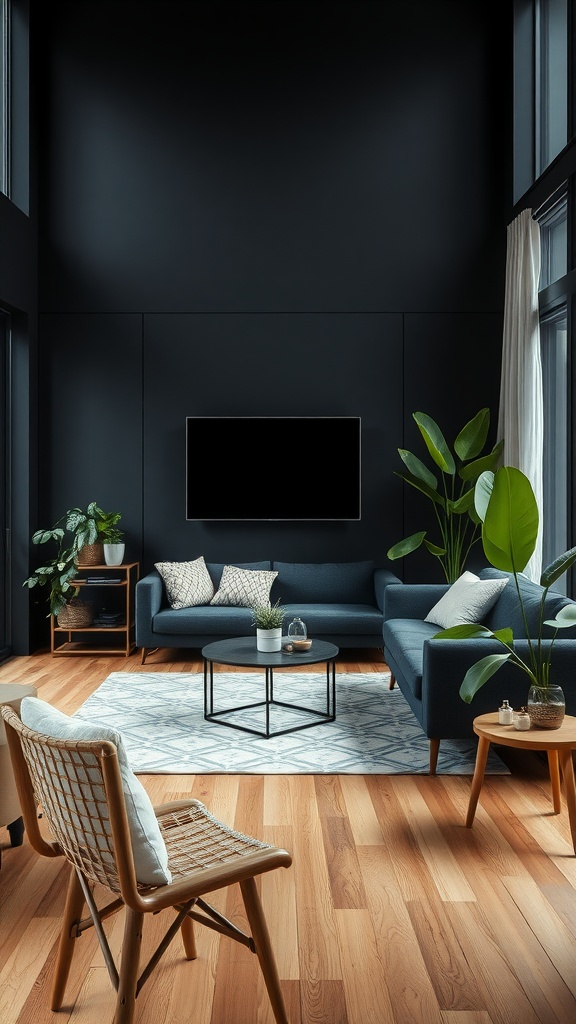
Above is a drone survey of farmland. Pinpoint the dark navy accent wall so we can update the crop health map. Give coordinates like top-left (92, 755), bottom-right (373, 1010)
top-left (30, 0), bottom-right (512, 647)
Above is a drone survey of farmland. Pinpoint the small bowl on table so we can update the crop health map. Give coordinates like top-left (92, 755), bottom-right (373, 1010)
top-left (292, 638), bottom-right (312, 651)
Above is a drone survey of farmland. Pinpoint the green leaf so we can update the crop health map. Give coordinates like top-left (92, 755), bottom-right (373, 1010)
top-left (394, 470), bottom-right (445, 507)
top-left (449, 490), bottom-right (475, 514)
top-left (492, 627), bottom-right (514, 644)
top-left (413, 412), bottom-right (456, 475)
top-left (32, 528), bottom-right (64, 545)
top-left (459, 653), bottom-right (512, 702)
top-left (424, 539), bottom-right (446, 556)
top-left (459, 439), bottom-right (505, 481)
top-left (387, 532), bottom-right (426, 560)
top-left (433, 623), bottom-right (493, 639)
top-left (544, 604), bottom-right (576, 629)
top-left (454, 407), bottom-right (490, 461)
top-left (397, 449), bottom-right (437, 491)
top-left (540, 546), bottom-right (576, 588)
top-left (481, 466), bottom-right (538, 573)
top-left (474, 470), bottom-right (495, 522)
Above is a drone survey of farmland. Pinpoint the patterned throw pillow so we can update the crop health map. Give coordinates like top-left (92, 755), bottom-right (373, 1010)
top-left (155, 555), bottom-right (215, 609)
top-left (210, 565), bottom-right (278, 607)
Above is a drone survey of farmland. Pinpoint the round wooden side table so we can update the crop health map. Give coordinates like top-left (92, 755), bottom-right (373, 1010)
top-left (467, 712), bottom-right (576, 855)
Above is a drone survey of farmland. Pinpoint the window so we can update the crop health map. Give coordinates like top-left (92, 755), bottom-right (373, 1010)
top-left (540, 306), bottom-right (568, 588)
top-left (535, 0), bottom-right (568, 176)
top-left (513, 0), bottom-right (569, 202)
top-left (537, 186), bottom-right (568, 288)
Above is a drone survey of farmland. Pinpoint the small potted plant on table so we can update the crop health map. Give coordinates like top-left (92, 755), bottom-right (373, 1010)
top-left (252, 600), bottom-right (284, 652)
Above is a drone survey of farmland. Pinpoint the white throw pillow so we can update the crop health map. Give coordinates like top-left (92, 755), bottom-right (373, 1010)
top-left (210, 565), bottom-right (278, 607)
top-left (155, 555), bottom-right (214, 609)
top-left (20, 696), bottom-right (171, 886)
top-left (424, 570), bottom-right (508, 629)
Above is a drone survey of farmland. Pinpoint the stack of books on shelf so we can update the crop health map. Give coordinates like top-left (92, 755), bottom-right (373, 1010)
top-left (84, 576), bottom-right (123, 584)
top-left (92, 610), bottom-right (126, 628)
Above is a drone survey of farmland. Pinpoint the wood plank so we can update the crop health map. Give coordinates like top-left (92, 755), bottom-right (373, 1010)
top-left (391, 776), bottom-right (477, 902)
top-left (2, 650), bottom-right (576, 1024)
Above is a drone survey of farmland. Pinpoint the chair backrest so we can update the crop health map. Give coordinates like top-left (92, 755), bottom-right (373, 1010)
top-left (1, 705), bottom-right (136, 895)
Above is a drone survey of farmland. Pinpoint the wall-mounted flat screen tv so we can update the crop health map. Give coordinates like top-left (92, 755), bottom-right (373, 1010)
top-left (186, 416), bottom-right (361, 521)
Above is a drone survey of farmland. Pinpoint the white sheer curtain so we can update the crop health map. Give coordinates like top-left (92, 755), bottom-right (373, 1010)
top-left (497, 208), bottom-right (542, 581)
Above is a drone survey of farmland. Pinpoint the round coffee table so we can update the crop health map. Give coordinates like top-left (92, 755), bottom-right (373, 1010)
top-left (202, 637), bottom-right (339, 738)
top-left (466, 712), bottom-right (576, 854)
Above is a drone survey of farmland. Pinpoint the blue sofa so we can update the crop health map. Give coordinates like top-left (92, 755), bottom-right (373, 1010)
top-left (383, 567), bottom-right (576, 772)
top-left (136, 559), bottom-right (401, 663)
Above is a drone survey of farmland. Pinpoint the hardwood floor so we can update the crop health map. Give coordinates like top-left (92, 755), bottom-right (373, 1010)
top-left (1, 648), bottom-right (576, 1024)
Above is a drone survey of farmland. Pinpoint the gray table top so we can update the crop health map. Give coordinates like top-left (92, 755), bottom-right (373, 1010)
top-left (202, 636), bottom-right (339, 668)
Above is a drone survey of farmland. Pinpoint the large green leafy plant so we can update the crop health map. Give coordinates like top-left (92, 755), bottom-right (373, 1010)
top-left (433, 466), bottom-right (576, 701)
top-left (24, 502), bottom-right (123, 616)
top-left (387, 408), bottom-right (504, 582)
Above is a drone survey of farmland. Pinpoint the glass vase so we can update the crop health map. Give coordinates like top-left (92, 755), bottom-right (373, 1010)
top-left (527, 683), bottom-right (566, 729)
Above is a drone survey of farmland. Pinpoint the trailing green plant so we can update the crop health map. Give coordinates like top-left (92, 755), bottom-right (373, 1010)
top-left (23, 530), bottom-right (79, 617)
top-left (433, 466), bottom-right (576, 701)
top-left (251, 600), bottom-right (285, 630)
top-left (23, 502), bottom-right (123, 616)
top-left (387, 408), bottom-right (504, 583)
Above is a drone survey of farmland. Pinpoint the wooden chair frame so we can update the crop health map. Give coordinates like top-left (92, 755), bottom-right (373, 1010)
top-left (1, 705), bottom-right (292, 1024)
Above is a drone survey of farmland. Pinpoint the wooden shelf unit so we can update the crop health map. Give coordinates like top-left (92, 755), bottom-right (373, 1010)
top-left (50, 562), bottom-right (140, 657)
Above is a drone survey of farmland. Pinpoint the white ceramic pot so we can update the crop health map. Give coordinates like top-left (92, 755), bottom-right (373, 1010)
top-left (104, 542), bottom-right (125, 566)
top-left (256, 627), bottom-right (282, 652)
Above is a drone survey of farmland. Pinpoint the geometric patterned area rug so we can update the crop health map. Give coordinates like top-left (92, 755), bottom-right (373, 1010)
top-left (74, 671), bottom-right (510, 775)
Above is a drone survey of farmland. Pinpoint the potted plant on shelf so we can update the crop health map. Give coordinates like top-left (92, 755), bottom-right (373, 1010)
top-left (67, 503), bottom-right (123, 565)
top-left (101, 524), bottom-right (126, 566)
top-left (252, 600), bottom-right (284, 652)
top-left (433, 465), bottom-right (576, 727)
top-left (24, 502), bottom-right (124, 623)
top-left (387, 407), bottom-right (504, 582)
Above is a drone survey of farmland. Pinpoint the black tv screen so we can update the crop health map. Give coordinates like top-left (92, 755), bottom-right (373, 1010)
top-left (186, 416), bottom-right (361, 521)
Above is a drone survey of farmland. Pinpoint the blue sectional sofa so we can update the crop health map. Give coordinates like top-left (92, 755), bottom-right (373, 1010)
top-left (136, 559), bottom-right (401, 663)
top-left (383, 567), bottom-right (576, 772)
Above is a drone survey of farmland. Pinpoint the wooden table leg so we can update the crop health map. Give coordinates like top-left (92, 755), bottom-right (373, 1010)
top-left (558, 749), bottom-right (576, 855)
top-left (466, 735), bottom-right (491, 828)
top-left (547, 749), bottom-right (562, 814)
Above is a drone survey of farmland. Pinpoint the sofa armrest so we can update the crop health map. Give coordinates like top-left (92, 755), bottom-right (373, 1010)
top-left (373, 568), bottom-right (402, 612)
top-left (136, 571), bottom-right (164, 623)
top-left (421, 637), bottom-right (576, 728)
top-left (384, 584), bottom-right (450, 620)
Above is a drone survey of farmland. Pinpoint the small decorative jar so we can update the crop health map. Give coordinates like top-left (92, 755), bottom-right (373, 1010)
top-left (287, 617), bottom-right (307, 641)
top-left (513, 707), bottom-right (531, 731)
top-left (498, 699), bottom-right (513, 725)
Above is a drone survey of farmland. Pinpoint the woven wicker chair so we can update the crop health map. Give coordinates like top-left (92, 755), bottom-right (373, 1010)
top-left (1, 705), bottom-right (292, 1024)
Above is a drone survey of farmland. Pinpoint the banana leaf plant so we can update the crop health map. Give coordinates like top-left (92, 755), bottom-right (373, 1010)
top-left (433, 466), bottom-right (576, 701)
top-left (387, 408), bottom-right (504, 582)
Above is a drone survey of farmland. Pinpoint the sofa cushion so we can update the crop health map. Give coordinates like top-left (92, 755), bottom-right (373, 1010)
top-left (479, 567), bottom-right (576, 638)
top-left (154, 605), bottom-right (254, 635)
top-left (424, 571), bottom-right (508, 628)
top-left (383, 619), bottom-right (439, 700)
top-left (210, 565), bottom-right (278, 608)
top-left (154, 555), bottom-right (215, 609)
top-left (281, 603), bottom-right (382, 635)
top-left (20, 697), bottom-right (171, 887)
top-left (272, 561), bottom-right (375, 604)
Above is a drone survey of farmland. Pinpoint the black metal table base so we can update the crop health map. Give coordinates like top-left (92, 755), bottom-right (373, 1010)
top-left (203, 660), bottom-right (337, 738)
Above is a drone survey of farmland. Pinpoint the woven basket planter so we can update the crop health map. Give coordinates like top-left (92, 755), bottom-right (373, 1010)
top-left (57, 599), bottom-right (94, 628)
top-left (76, 543), bottom-right (104, 566)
